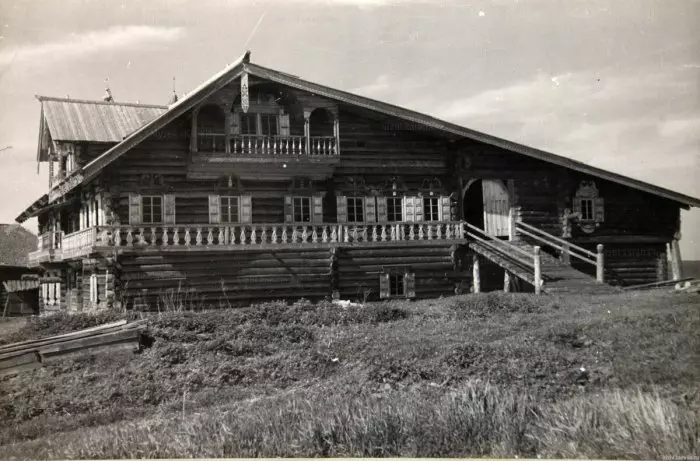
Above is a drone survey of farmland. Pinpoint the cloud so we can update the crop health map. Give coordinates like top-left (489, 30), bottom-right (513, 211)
top-left (0, 26), bottom-right (185, 67)
top-left (433, 65), bottom-right (700, 197)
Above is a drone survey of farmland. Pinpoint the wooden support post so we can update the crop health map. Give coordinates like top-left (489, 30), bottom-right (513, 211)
top-left (671, 239), bottom-right (683, 280)
top-left (534, 246), bottom-right (542, 295)
top-left (303, 110), bottom-right (311, 155)
top-left (503, 271), bottom-right (511, 293)
top-left (508, 207), bottom-right (516, 241)
top-left (472, 253), bottom-right (480, 293)
top-left (596, 244), bottom-right (604, 283)
top-left (561, 242), bottom-right (571, 265)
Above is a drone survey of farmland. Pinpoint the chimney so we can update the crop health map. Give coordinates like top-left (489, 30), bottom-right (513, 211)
top-left (103, 78), bottom-right (114, 103)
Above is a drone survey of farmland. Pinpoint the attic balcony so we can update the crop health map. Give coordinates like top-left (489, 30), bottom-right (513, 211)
top-left (28, 221), bottom-right (466, 263)
top-left (189, 133), bottom-right (340, 180)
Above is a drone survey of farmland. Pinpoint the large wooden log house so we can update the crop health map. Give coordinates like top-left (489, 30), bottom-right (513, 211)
top-left (16, 51), bottom-right (700, 312)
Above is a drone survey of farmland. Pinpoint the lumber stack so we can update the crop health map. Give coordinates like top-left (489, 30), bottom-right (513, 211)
top-left (0, 319), bottom-right (146, 377)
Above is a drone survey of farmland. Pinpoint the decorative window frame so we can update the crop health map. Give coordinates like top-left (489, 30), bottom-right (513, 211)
top-left (572, 181), bottom-right (605, 234)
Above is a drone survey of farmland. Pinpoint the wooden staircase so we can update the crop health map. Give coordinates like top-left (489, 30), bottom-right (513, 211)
top-left (465, 222), bottom-right (620, 295)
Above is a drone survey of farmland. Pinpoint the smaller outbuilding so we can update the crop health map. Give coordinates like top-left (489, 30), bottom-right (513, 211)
top-left (0, 224), bottom-right (39, 316)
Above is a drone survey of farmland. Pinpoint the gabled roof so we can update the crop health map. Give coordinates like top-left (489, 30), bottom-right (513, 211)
top-left (0, 224), bottom-right (37, 267)
top-left (35, 96), bottom-right (168, 160)
top-left (19, 51), bottom-right (700, 216)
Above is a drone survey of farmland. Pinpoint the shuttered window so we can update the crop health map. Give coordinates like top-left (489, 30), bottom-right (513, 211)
top-left (347, 197), bottom-right (365, 223)
top-left (293, 197), bottom-right (312, 223)
top-left (573, 181), bottom-right (604, 226)
top-left (387, 197), bottom-right (403, 221)
top-left (240, 113), bottom-right (257, 135)
top-left (220, 196), bottom-right (240, 223)
top-left (379, 268), bottom-right (416, 299)
top-left (423, 197), bottom-right (439, 221)
top-left (142, 196), bottom-right (163, 224)
top-left (260, 114), bottom-right (278, 136)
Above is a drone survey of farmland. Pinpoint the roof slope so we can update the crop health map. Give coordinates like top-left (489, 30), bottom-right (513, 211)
top-left (0, 225), bottom-right (37, 267)
top-left (38, 96), bottom-right (168, 143)
top-left (19, 51), bottom-right (700, 217)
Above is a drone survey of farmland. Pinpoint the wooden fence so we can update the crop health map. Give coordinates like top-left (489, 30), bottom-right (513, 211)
top-left (0, 319), bottom-right (146, 377)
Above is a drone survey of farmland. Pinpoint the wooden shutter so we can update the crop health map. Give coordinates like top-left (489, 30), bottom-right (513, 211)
top-left (208, 195), bottom-right (221, 224)
top-left (404, 272), bottom-right (416, 298)
top-left (128, 194), bottom-right (142, 225)
top-left (240, 195), bottom-right (252, 223)
top-left (164, 194), bottom-right (176, 224)
top-left (376, 197), bottom-right (388, 222)
top-left (312, 195), bottom-right (324, 223)
top-left (336, 196), bottom-right (348, 223)
top-left (404, 196), bottom-right (415, 222)
top-left (414, 197), bottom-right (424, 222)
top-left (364, 196), bottom-right (376, 223)
top-left (230, 112), bottom-right (240, 135)
top-left (573, 197), bottom-right (582, 217)
top-left (379, 273), bottom-right (390, 299)
top-left (594, 197), bottom-right (605, 223)
top-left (284, 196), bottom-right (293, 223)
top-left (279, 114), bottom-right (290, 137)
top-left (440, 196), bottom-right (451, 221)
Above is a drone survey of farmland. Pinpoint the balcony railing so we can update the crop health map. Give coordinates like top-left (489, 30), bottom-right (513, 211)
top-left (62, 227), bottom-right (98, 259)
top-left (197, 134), bottom-right (338, 156)
top-left (105, 221), bottom-right (463, 248)
top-left (27, 222), bottom-right (465, 263)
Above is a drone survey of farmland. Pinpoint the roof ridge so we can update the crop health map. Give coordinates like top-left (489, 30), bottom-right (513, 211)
top-left (35, 95), bottom-right (168, 109)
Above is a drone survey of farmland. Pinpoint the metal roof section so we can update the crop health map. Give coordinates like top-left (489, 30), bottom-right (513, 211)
top-left (36, 96), bottom-right (168, 143)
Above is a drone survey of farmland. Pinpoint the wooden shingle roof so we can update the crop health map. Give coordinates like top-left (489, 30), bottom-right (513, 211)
top-left (0, 225), bottom-right (37, 267)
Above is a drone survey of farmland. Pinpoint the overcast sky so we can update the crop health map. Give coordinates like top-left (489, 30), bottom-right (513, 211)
top-left (0, 0), bottom-right (698, 258)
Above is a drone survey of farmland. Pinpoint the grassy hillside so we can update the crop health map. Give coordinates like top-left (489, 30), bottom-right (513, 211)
top-left (0, 290), bottom-right (698, 459)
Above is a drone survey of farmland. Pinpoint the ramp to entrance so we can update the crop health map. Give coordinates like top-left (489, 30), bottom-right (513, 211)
top-left (465, 222), bottom-right (619, 295)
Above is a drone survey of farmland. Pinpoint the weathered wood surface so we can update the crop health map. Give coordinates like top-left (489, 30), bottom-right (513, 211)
top-left (0, 320), bottom-right (144, 377)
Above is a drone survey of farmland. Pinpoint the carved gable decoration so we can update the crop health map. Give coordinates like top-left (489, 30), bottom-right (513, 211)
top-left (380, 176), bottom-right (408, 196)
top-left (289, 177), bottom-right (316, 192)
top-left (240, 72), bottom-right (249, 113)
top-left (138, 174), bottom-right (165, 187)
top-left (419, 177), bottom-right (443, 196)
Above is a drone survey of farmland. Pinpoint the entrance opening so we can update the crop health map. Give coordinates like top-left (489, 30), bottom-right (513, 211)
top-left (463, 179), bottom-right (484, 229)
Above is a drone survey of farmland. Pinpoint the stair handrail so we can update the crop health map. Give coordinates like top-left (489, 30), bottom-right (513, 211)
top-left (465, 223), bottom-right (535, 263)
top-left (514, 221), bottom-right (605, 283)
top-left (465, 222), bottom-right (543, 294)
top-left (515, 221), bottom-right (595, 261)
top-left (466, 228), bottom-right (534, 269)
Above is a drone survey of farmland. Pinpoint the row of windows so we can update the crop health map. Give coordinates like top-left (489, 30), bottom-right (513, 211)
top-left (128, 195), bottom-right (451, 225)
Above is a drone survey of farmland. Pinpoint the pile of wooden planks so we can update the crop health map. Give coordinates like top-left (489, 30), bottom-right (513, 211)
top-left (0, 319), bottom-right (146, 377)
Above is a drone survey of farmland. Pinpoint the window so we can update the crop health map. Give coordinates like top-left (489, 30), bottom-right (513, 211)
top-left (572, 181), bottom-right (604, 234)
top-left (240, 113), bottom-right (257, 135)
top-left (423, 197), bottom-right (439, 221)
top-left (581, 198), bottom-right (594, 221)
top-left (142, 196), bottom-right (163, 224)
top-left (380, 269), bottom-right (416, 299)
top-left (260, 114), bottom-right (278, 136)
top-left (293, 197), bottom-right (311, 223)
top-left (390, 273), bottom-right (405, 296)
top-left (347, 197), bottom-right (365, 223)
top-left (387, 197), bottom-right (403, 221)
top-left (220, 196), bottom-right (240, 223)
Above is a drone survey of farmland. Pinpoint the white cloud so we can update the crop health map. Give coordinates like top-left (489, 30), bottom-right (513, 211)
top-left (0, 26), bottom-right (185, 67)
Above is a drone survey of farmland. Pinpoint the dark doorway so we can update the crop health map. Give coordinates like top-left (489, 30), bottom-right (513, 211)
top-left (463, 179), bottom-right (484, 229)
